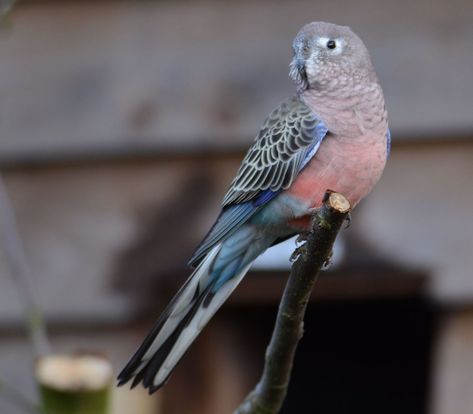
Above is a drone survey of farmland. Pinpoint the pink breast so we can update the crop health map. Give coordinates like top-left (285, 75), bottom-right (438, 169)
top-left (285, 133), bottom-right (387, 229)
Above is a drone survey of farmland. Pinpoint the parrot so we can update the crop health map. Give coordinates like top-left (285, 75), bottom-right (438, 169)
top-left (117, 21), bottom-right (390, 393)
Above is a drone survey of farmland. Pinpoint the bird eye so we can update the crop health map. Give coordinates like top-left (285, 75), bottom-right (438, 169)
top-left (326, 40), bottom-right (336, 49)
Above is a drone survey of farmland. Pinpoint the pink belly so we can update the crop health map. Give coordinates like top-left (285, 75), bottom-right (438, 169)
top-left (285, 134), bottom-right (387, 229)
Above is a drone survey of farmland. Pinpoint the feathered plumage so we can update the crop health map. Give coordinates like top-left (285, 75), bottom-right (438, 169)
top-left (118, 21), bottom-right (389, 393)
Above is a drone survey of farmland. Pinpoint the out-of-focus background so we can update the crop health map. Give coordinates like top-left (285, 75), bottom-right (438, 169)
top-left (1, 0), bottom-right (472, 413)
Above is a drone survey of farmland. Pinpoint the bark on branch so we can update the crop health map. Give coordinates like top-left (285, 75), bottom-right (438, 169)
top-left (234, 191), bottom-right (351, 414)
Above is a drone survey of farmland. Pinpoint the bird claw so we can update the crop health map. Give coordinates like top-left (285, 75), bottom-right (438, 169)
top-left (290, 243), bottom-right (309, 262)
top-left (308, 207), bottom-right (321, 221)
top-left (344, 212), bottom-right (352, 229)
top-left (322, 249), bottom-right (334, 270)
top-left (295, 231), bottom-right (310, 244)
top-left (290, 207), bottom-right (336, 263)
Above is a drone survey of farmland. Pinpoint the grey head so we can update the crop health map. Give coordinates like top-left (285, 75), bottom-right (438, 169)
top-left (289, 22), bottom-right (376, 91)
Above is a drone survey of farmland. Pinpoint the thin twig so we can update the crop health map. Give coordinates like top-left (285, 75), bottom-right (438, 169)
top-left (234, 191), bottom-right (350, 414)
top-left (0, 175), bottom-right (50, 357)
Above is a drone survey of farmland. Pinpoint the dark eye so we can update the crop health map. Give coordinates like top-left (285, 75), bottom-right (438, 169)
top-left (326, 40), bottom-right (336, 49)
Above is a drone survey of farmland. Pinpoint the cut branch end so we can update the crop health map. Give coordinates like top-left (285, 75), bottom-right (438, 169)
top-left (234, 191), bottom-right (351, 414)
top-left (328, 192), bottom-right (350, 213)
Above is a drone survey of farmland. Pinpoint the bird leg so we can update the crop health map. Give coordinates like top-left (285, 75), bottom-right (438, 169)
top-left (322, 249), bottom-right (334, 270)
top-left (295, 231), bottom-right (310, 244)
top-left (290, 205), bottom-right (340, 265)
top-left (290, 207), bottom-right (323, 262)
top-left (290, 242), bottom-right (308, 262)
top-left (290, 229), bottom-right (311, 262)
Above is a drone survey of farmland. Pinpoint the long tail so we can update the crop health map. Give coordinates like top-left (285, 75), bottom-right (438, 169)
top-left (117, 228), bottom-right (265, 393)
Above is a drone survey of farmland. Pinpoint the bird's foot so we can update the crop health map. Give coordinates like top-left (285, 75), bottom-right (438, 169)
top-left (290, 243), bottom-right (309, 262)
top-left (322, 249), bottom-right (334, 270)
top-left (308, 207), bottom-right (321, 220)
top-left (344, 212), bottom-right (352, 229)
top-left (295, 231), bottom-right (311, 244)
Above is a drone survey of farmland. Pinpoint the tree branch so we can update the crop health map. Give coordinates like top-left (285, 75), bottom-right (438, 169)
top-left (234, 191), bottom-right (351, 414)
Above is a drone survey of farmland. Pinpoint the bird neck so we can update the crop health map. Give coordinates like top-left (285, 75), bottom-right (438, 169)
top-left (300, 78), bottom-right (387, 138)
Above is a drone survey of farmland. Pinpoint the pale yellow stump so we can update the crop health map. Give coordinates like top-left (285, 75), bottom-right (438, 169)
top-left (36, 354), bottom-right (113, 414)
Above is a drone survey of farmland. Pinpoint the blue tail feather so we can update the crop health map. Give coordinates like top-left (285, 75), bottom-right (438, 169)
top-left (117, 226), bottom-right (273, 392)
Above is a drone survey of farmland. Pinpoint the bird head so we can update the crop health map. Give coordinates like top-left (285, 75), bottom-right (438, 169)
top-left (289, 22), bottom-right (375, 91)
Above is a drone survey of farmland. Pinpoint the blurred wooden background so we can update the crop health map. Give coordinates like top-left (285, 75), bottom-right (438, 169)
top-left (1, 1), bottom-right (473, 413)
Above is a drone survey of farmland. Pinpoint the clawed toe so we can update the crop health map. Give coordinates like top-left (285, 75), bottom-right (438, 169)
top-left (344, 212), bottom-right (352, 229)
top-left (321, 249), bottom-right (334, 270)
top-left (290, 243), bottom-right (308, 262)
top-left (295, 231), bottom-right (310, 244)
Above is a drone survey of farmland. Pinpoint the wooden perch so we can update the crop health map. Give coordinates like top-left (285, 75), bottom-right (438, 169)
top-left (234, 191), bottom-right (351, 414)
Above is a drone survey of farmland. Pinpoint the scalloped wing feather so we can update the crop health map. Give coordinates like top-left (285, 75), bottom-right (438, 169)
top-left (222, 96), bottom-right (327, 206)
top-left (188, 96), bottom-right (328, 268)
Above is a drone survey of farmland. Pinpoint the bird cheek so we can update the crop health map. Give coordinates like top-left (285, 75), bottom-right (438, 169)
top-left (304, 60), bottom-right (319, 83)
